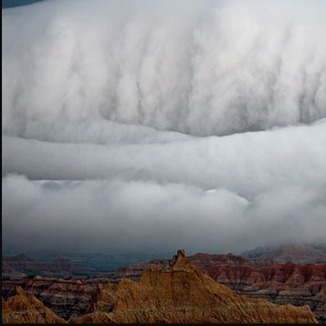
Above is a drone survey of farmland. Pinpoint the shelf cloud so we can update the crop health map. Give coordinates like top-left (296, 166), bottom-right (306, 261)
top-left (2, 0), bottom-right (326, 254)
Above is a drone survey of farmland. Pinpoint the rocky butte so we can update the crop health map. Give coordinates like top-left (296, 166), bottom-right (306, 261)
top-left (2, 250), bottom-right (319, 324)
top-left (117, 251), bottom-right (326, 322)
top-left (3, 248), bottom-right (325, 322)
top-left (73, 250), bottom-right (317, 323)
top-left (2, 286), bottom-right (67, 324)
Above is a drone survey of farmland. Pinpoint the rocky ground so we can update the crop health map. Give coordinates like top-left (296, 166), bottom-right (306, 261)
top-left (117, 252), bottom-right (326, 323)
top-left (2, 250), bottom-right (318, 324)
top-left (2, 247), bottom-right (326, 323)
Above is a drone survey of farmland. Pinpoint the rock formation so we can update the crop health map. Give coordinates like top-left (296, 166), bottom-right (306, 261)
top-left (241, 244), bottom-right (326, 263)
top-left (2, 276), bottom-right (97, 320)
top-left (2, 254), bottom-right (87, 278)
top-left (2, 286), bottom-right (67, 324)
top-left (70, 250), bottom-right (318, 324)
top-left (2, 250), bottom-right (325, 322)
top-left (2, 262), bottom-right (26, 280)
top-left (190, 253), bottom-right (326, 323)
top-left (115, 251), bottom-right (326, 322)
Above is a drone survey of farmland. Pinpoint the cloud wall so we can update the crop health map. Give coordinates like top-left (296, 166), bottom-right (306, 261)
top-left (2, 0), bottom-right (326, 254)
top-left (2, 0), bottom-right (326, 138)
top-left (2, 121), bottom-right (326, 253)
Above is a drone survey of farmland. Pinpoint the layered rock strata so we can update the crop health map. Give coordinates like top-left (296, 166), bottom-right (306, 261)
top-left (2, 286), bottom-right (67, 324)
top-left (116, 252), bottom-right (326, 322)
top-left (2, 251), bottom-right (325, 322)
top-left (70, 250), bottom-right (317, 324)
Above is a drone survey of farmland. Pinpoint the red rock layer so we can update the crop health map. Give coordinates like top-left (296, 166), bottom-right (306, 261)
top-left (2, 251), bottom-right (325, 322)
top-left (70, 250), bottom-right (317, 324)
top-left (2, 286), bottom-right (67, 324)
top-left (116, 252), bottom-right (326, 322)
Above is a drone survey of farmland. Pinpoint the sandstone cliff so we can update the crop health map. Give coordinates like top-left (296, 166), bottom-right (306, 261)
top-left (2, 286), bottom-right (67, 324)
top-left (190, 253), bottom-right (326, 323)
top-left (70, 250), bottom-right (318, 324)
top-left (2, 251), bottom-right (324, 322)
top-left (25, 277), bottom-right (96, 319)
top-left (2, 276), bottom-right (97, 319)
top-left (116, 251), bottom-right (326, 322)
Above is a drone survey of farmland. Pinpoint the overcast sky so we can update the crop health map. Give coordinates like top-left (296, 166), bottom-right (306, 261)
top-left (2, 0), bottom-right (326, 255)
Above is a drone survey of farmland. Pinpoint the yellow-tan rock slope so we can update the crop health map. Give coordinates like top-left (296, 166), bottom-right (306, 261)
top-left (71, 250), bottom-right (318, 324)
top-left (2, 286), bottom-right (67, 324)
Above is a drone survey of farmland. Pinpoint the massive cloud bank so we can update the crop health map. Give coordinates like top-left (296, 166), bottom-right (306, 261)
top-left (2, 0), bottom-right (326, 254)
top-left (2, 121), bottom-right (326, 253)
top-left (2, 0), bottom-right (326, 138)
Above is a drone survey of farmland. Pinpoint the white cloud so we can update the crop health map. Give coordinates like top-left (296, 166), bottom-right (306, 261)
top-left (2, 0), bottom-right (326, 138)
top-left (2, 0), bottom-right (326, 254)
top-left (2, 121), bottom-right (326, 253)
